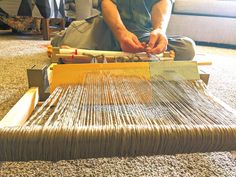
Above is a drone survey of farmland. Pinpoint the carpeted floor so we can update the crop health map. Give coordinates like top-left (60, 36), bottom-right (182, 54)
top-left (0, 32), bottom-right (236, 177)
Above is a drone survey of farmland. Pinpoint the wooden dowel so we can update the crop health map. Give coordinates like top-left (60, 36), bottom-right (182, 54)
top-left (56, 54), bottom-right (92, 60)
top-left (55, 54), bottom-right (173, 62)
top-left (59, 48), bottom-right (135, 56)
top-left (197, 61), bottom-right (212, 66)
top-left (58, 49), bottom-right (169, 58)
top-left (0, 87), bottom-right (39, 128)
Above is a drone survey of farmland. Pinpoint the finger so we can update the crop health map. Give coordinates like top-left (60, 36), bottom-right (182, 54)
top-left (142, 42), bottom-right (147, 47)
top-left (149, 40), bottom-right (167, 54)
top-left (148, 33), bottom-right (159, 49)
top-left (149, 35), bottom-right (168, 54)
top-left (132, 36), bottom-right (145, 50)
top-left (122, 40), bottom-right (142, 53)
top-left (128, 39), bottom-right (145, 53)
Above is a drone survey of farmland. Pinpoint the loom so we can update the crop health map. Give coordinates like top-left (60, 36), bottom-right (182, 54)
top-left (1, 47), bottom-right (236, 162)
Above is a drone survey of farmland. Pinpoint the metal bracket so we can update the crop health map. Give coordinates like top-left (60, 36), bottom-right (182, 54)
top-left (27, 64), bottom-right (50, 101)
top-left (199, 70), bottom-right (210, 85)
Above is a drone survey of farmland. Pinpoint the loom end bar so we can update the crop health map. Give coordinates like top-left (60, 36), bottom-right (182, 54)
top-left (0, 87), bottom-right (39, 128)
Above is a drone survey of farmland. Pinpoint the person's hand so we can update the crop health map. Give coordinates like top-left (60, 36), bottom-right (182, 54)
top-left (117, 30), bottom-right (145, 53)
top-left (146, 29), bottom-right (168, 54)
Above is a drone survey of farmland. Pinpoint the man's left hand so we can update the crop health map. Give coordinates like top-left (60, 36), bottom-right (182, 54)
top-left (146, 29), bottom-right (168, 54)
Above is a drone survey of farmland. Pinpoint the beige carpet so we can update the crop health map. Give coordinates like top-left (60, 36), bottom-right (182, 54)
top-left (0, 32), bottom-right (236, 176)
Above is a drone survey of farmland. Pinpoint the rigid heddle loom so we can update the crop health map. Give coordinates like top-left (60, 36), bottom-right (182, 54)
top-left (0, 48), bottom-right (236, 162)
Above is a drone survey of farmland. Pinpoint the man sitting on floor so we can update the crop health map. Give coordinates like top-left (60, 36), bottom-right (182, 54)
top-left (52, 0), bottom-right (195, 60)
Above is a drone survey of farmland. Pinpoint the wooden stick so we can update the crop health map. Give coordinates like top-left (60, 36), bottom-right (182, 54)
top-left (197, 61), bottom-right (212, 66)
top-left (0, 87), bottom-right (39, 128)
top-left (59, 48), bottom-right (146, 56)
top-left (58, 48), bottom-right (174, 58)
top-left (56, 54), bottom-right (93, 60)
top-left (55, 53), bottom-right (174, 62)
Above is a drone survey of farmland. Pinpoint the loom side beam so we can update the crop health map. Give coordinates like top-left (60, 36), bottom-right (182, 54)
top-left (0, 87), bottom-right (39, 128)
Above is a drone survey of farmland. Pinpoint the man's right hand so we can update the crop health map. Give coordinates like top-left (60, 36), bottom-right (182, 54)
top-left (117, 30), bottom-right (145, 53)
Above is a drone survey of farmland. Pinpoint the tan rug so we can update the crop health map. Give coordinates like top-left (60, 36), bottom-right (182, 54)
top-left (0, 33), bottom-right (236, 176)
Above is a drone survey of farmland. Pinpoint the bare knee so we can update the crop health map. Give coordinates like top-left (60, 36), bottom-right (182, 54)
top-left (168, 36), bottom-right (196, 61)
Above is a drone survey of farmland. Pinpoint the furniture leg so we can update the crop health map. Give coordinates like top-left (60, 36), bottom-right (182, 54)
top-left (42, 18), bottom-right (50, 40)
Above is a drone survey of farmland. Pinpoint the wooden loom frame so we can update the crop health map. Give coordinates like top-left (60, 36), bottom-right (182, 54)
top-left (4, 59), bottom-right (236, 161)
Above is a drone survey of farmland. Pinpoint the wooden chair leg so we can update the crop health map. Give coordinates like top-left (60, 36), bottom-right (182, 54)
top-left (59, 18), bottom-right (65, 30)
top-left (42, 18), bottom-right (50, 40)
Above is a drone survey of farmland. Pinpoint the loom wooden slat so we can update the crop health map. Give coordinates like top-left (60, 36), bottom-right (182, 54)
top-left (49, 62), bottom-right (201, 105)
top-left (0, 87), bottom-right (39, 128)
top-left (50, 61), bottom-right (203, 93)
top-left (50, 63), bottom-right (151, 92)
top-left (150, 61), bottom-right (200, 81)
